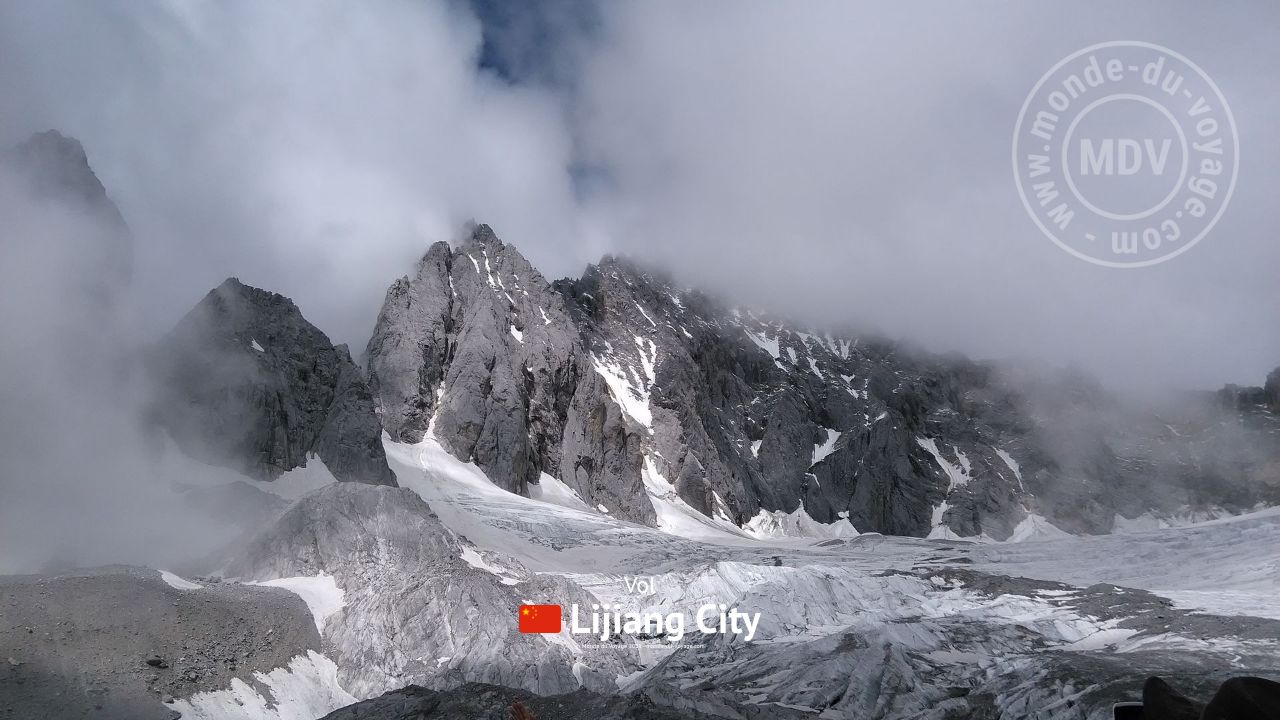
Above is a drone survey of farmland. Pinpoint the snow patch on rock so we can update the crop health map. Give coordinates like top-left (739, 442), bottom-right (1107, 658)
top-left (592, 353), bottom-right (652, 429)
top-left (995, 448), bottom-right (1024, 491)
top-left (642, 456), bottom-right (746, 540)
top-left (528, 472), bottom-right (593, 513)
top-left (250, 575), bottom-right (345, 634)
top-left (170, 650), bottom-right (356, 720)
top-left (811, 429), bottom-right (841, 465)
top-left (160, 570), bottom-right (203, 590)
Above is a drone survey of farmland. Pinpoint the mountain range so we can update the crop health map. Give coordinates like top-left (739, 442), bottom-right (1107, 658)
top-left (3, 131), bottom-right (1279, 720)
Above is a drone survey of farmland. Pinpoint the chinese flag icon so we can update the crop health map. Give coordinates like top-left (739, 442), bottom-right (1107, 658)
top-left (518, 604), bottom-right (562, 634)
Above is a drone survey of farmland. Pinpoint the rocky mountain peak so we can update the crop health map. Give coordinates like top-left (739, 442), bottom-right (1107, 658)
top-left (2, 130), bottom-right (132, 290)
top-left (365, 225), bottom-right (1280, 539)
top-left (6, 131), bottom-right (96, 197)
top-left (150, 278), bottom-right (396, 487)
top-left (4, 130), bottom-right (127, 232)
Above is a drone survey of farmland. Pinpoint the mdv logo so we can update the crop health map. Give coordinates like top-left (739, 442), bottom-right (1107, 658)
top-left (1079, 138), bottom-right (1173, 176)
top-left (1012, 41), bottom-right (1238, 268)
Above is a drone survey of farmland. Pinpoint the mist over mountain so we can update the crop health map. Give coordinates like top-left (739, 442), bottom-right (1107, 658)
top-left (2, 1), bottom-right (1277, 391)
top-left (1, 3), bottom-right (1279, 719)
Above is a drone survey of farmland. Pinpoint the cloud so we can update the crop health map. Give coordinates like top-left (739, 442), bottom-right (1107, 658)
top-left (0, 0), bottom-right (1276, 572)
top-left (0, 0), bottom-right (584, 351)
top-left (570, 1), bottom-right (1280, 390)
top-left (0, 0), bottom-right (1275, 395)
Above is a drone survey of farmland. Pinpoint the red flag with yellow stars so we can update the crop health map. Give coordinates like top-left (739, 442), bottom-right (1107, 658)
top-left (518, 604), bottom-right (561, 634)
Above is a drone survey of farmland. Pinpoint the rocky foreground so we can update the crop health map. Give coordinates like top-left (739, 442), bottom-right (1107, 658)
top-left (0, 567), bottom-right (321, 720)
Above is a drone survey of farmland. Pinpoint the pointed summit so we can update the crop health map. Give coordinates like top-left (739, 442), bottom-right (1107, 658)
top-left (5, 131), bottom-right (124, 225)
top-left (3, 130), bottom-right (132, 287)
top-left (151, 278), bottom-right (397, 487)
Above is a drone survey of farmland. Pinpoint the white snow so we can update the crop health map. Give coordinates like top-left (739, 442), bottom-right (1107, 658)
top-left (1007, 513), bottom-right (1072, 543)
top-left (527, 472), bottom-right (593, 513)
top-left (995, 448), bottom-right (1024, 491)
top-left (250, 338), bottom-right (265, 353)
top-left (170, 651), bottom-right (355, 720)
top-left (635, 337), bottom-right (657, 386)
top-left (642, 456), bottom-right (748, 540)
top-left (929, 500), bottom-right (950, 530)
top-left (539, 307), bottom-right (552, 325)
top-left (634, 302), bottom-right (657, 327)
top-left (744, 329), bottom-right (786, 370)
top-left (811, 429), bottom-right (841, 465)
top-left (160, 570), bottom-right (203, 590)
top-left (750, 440), bottom-right (763, 457)
top-left (917, 437), bottom-right (974, 533)
top-left (509, 325), bottom-right (523, 343)
top-left (482, 250), bottom-right (501, 290)
top-left (250, 575), bottom-right (345, 634)
top-left (459, 545), bottom-right (520, 585)
top-left (1058, 627), bottom-right (1139, 651)
top-left (592, 351), bottom-right (653, 429)
top-left (368, 427), bottom-right (1280, 718)
top-left (970, 505), bottom-right (1280, 619)
top-left (741, 504), bottom-right (859, 540)
top-left (373, 428), bottom-right (1280, 720)
top-left (1112, 507), bottom-right (1231, 532)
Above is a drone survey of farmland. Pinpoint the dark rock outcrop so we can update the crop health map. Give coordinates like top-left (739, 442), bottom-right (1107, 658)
top-left (320, 683), bottom-right (713, 720)
top-left (1219, 366), bottom-right (1280, 415)
top-left (151, 278), bottom-right (396, 486)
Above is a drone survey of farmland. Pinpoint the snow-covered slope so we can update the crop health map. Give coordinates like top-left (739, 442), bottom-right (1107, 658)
top-left (171, 652), bottom-right (356, 720)
top-left (275, 434), bottom-right (1280, 719)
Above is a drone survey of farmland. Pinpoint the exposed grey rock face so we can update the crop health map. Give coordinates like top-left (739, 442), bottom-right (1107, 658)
top-left (223, 483), bottom-right (639, 699)
top-left (365, 224), bottom-right (656, 521)
top-left (367, 225), bottom-right (1280, 538)
top-left (367, 225), bottom-right (583, 499)
top-left (151, 278), bottom-right (396, 486)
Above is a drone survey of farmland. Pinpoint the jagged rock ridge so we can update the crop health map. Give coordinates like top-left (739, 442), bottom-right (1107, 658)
top-left (365, 225), bottom-right (1280, 539)
top-left (366, 225), bottom-right (652, 523)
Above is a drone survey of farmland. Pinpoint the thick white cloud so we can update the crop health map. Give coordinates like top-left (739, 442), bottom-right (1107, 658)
top-left (573, 1), bottom-right (1280, 390)
top-left (0, 0), bottom-right (583, 350)
top-left (1, 0), bottom-right (1276, 389)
